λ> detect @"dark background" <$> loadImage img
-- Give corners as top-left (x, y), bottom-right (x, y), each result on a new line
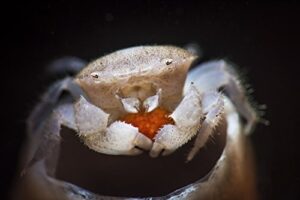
top-left (2, 1), bottom-right (300, 199)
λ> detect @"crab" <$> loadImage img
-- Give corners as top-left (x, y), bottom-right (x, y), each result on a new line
top-left (27, 45), bottom-right (257, 164)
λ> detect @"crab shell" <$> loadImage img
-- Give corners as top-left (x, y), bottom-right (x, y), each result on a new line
top-left (75, 46), bottom-right (197, 121)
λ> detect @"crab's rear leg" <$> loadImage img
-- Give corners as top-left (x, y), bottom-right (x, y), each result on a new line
top-left (187, 92), bottom-right (225, 162)
top-left (46, 57), bottom-right (87, 75)
top-left (185, 60), bottom-right (257, 134)
top-left (27, 57), bottom-right (87, 136)
top-left (28, 57), bottom-right (87, 135)
top-left (24, 77), bottom-right (87, 174)
top-left (27, 77), bottom-right (87, 135)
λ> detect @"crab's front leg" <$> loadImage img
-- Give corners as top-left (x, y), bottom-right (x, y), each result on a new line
top-left (74, 96), bottom-right (153, 155)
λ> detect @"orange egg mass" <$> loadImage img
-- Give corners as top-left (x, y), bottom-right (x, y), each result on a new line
top-left (121, 107), bottom-right (174, 140)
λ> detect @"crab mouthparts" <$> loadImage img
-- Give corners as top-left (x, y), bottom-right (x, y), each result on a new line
top-left (121, 107), bottom-right (174, 140)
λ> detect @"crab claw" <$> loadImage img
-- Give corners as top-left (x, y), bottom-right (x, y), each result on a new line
top-left (150, 142), bottom-right (176, 157)
top-left (133, 131), bottom-right (153, 150)
top-left (74, 96), bottom-right (153, 155)
top-left (80, 121), bottom-right (153, 156)
top-left (149, 86), bottom-right (202, 158)
top-left (149, 125), bottom-right (181, 157)
top-left (104, 121), bottom-right (153, 155)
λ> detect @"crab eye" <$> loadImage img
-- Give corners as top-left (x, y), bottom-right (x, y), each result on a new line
top-left (90, 72), bottom-right (100, 79)
top-left (163, 58), bottom-right (173, 65)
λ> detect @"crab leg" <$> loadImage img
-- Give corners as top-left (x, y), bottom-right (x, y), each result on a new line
top-left (27, 77), bottom-right (87, 135)
top-left (186, 92), bottom-right (225, 162)
top-left (25, 77), bottom-right (87, 174)
top-left (24, 103), bottom-right (77, 175)
top-left (185, 60), bottom-right (257, 134)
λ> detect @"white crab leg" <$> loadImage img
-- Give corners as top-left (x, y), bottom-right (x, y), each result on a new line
top-left (185, 60), bottom-right (257, 134)
top-left (150, 86), bottom-right (202, 157)
top-left (186, 91), bottom-right (225, 162)
top-left (74, 96), bottom-right (152, 155)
